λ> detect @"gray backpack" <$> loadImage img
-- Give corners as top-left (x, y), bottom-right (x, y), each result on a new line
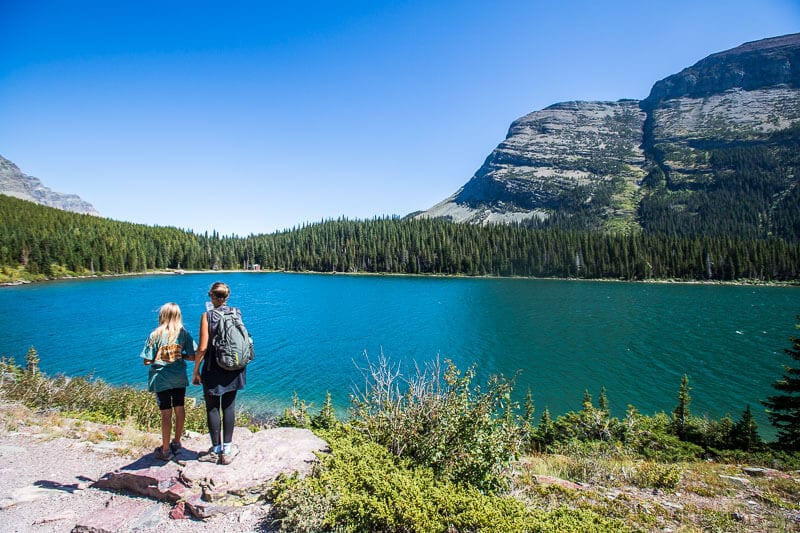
top-left (209, 307), bottom-right (254, 370)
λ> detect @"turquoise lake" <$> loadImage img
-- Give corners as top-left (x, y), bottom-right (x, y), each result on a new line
top-left (1, 273), bottom-right (797, 436)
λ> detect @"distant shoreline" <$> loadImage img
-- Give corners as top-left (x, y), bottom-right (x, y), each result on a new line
top-left (3, 267), bottom-right (798, 288)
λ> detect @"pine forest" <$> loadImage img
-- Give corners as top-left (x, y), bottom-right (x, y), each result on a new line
top-left (1, 194), bottom-right (798, 282)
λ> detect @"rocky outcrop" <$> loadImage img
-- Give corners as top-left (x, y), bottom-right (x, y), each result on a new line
top-left (94, 426), bottom-right (328, 519)
top-left (642, 33), bottom-right (800, 109)
top-left (645, 86), bottom-right (800, 186)
top-left (0, 155), bottom-right (99, 215)
top-left (415, 33), bottom-right (800, 231)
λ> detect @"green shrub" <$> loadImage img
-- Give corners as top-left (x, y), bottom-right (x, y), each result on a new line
top-left (633, 461), bottom-right (682, 490)
top-left (553, 406), bottom-right (620, 443)
top-left (271, 425), bottom-right (629, 533)
top-left (312, 391), bottom-right (339, 430)
top-left (0, 357), bottom-right (215, 433)
top-left (349, 356), bottom-right (522, 491)
top-left (620, 410), bottom-right (704, 461)
top-left (277, 392), bottom-right (312, 428)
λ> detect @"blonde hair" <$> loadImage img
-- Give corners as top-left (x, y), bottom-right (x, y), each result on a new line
top-left (148, 302), bottom-right (183, 346)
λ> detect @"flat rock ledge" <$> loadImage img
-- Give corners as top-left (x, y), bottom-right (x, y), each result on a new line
top-left (94, 426), bottom-right (329, 519)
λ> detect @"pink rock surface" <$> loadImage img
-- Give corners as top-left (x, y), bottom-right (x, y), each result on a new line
top-left (95, 426), bottom-right (328, 518)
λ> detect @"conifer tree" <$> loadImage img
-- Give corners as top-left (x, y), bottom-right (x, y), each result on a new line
top-left (523, 388), bottom-right (535, 428)
top-left (537, 407), bottom-right (555, 448)
top-left (762, 319), bottom-right (800, 450)
top-left (731, 404), bottom-right (762, 452)
top-left (582, 389), bottom-right (593, 411)
top-left (25, 346), bottom-right (40, 375)
top-left (598, 385), bottom-right (609, 413)
top-left (311, 391), bottom-right (338, 430)
top-left (672, 374), bottom-right (691, 440)
top-left (521, 388), bottom-right (536, 450)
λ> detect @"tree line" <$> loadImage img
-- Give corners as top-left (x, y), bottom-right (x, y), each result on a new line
top-left (1, 194), bottom-right (799, 281)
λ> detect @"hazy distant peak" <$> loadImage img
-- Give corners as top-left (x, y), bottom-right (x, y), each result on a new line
top-left (0, 155), bottom-right (99, 216)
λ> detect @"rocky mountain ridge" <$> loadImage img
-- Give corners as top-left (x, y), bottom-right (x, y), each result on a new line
top-left (0, 155), bottom-right (99, 216)
top-left (416, 33), bottom-right (800, 238)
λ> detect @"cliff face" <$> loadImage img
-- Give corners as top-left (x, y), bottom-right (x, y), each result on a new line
top-left (645, 86), bottom-right (800, 187)
top-left (422, 100), bottom-right (646, 228)
top-left (642, 33), bottom-right (800, 108)
top-left (642, 33), bottom-right (800, 189)
top-left (0, 156), bottom-right (99, 216)
top-left (415, 33), bottom-right (800, 237)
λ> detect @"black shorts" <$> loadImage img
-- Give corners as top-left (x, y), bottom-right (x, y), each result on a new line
top-left (155, 388), bottom-right (186, 410)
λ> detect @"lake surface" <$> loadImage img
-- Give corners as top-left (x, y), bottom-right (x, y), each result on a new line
top-left (1, 273), bottom-right (797, 436)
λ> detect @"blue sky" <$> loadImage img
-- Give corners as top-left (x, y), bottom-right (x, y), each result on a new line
top-left (1, 1), bottom-right (798, 236)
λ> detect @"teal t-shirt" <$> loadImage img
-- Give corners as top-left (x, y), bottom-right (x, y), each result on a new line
top-left (140, 328), bottom-right (197, 393)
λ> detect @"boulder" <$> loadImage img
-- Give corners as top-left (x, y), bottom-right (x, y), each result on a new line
top-left (94, 426), bottom-right (328, 519)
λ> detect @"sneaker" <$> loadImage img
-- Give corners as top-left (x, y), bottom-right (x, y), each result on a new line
top-left (198, 448), bottom-right (219, 463)
top-left (154, 446), bottom-right (174, 461)
top-left (219, 444), bottom-right (239, 465)
top-left (169, 441), bottom-right (182, 455)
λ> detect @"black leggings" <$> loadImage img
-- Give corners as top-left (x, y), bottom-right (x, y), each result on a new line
top-left (204, 390), bottom-right (237, 446)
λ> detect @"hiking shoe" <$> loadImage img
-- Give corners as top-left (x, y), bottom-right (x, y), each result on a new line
top-left (169, 441), bottom-right (182, 455)
top-left (198, 448), bottom-right (219, 463)
top-left (154, 446), bottom-right (174, 461)
top-left (219, 444), bottom-right (239, 465)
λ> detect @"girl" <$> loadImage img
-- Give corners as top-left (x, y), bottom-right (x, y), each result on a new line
top-left (141, 302), bottom-right (196, 461)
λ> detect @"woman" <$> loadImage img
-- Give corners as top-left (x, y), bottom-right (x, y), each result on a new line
top-left (192, 282), bottom-right (246, 465)
top-left (141, 302), bottom-right (196, 461)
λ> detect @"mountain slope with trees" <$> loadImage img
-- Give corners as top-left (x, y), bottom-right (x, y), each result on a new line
top-left (416, 33), bottom-right (800, 242)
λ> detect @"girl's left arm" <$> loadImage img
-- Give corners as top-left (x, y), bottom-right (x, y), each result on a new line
top-left (192, 314), bottom-right (209, 385)
top-left (182, 329), bottom-right (197, 361)
top-left (141, 338), bottom-right (154, 366)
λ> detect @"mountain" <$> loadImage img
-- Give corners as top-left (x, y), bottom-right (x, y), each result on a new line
top-left (0, 155), bottom-right (99, 216)
top-left (415, 33), bottom-right (800, 240)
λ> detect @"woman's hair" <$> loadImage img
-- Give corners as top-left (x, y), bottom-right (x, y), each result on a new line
top-left (149, 302), bottom-right (183, 346)
top-left (209, 281), bottom-right (230, 301)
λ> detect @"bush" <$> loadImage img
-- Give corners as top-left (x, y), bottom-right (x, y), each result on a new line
top-left (0, 357), bottom-right (211, 433)
top-left (620, 410), bottom-right (704, 461)
top-left (633, 461), bottom-right (682, 490)
top-left (349, 355), bottom-right (522, 491)
top-left (277, 392), bottom-right (312, 428)
top-left (312, 391), bottom-right (339, 430)
top-left (271, 425), bottom-right (630, 532)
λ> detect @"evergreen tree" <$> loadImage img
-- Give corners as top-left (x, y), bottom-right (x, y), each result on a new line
top-left (522, 388), bottom-right (535, 450)
top-left (536, 407), bottom-right (555, 449)
top-left (25, 346), bottom-right (39, 375)
top-left (523, 387), bottom-right (535, 428)
top-left (672, 374), bottom-right (692, 440)
top-left (762, 319), bottom-right (800, 450)
top-left (311, 391), bottom-right (338, 430)
top-left (731, 404), bottom-right (762, 452)
top-left (598, 385), bottom-right (609, 413)
top-left (582, 389), bottom-right (593, 411)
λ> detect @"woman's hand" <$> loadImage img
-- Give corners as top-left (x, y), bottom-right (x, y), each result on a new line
top-left (192, 373), bottom-right (202, 385)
